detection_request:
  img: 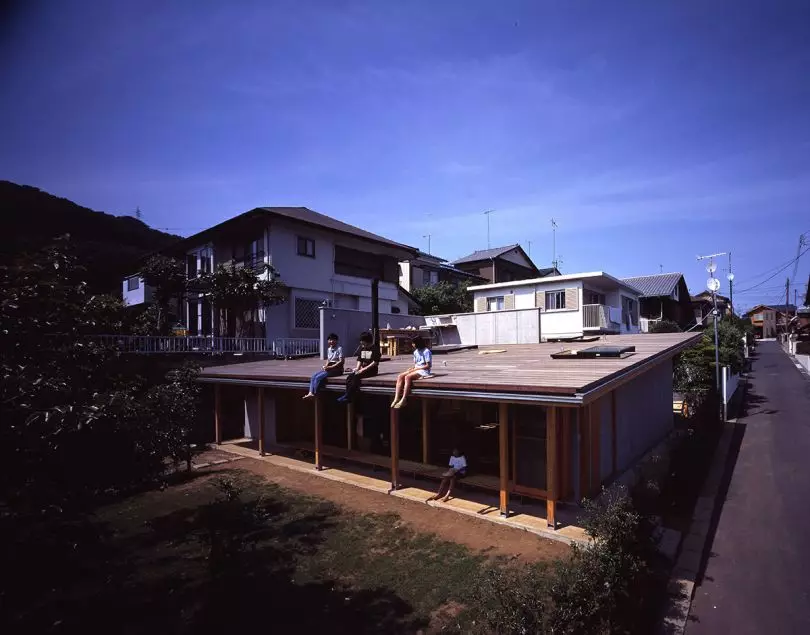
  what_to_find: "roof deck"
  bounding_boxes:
[199,333,700,405]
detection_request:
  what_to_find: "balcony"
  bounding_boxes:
[583,304,622,331]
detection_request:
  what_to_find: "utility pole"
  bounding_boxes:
[484,210,494,249]
[697,251,727,394]
[727,252,734,316]
[527,240,532,257]
[786,277,791,332]
[551,218,557,268]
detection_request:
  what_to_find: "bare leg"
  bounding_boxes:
[428,476,451,501]
[395,372,418,408]
[442,475,457,501]
[392,374,405,407]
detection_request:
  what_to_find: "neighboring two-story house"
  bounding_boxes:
[399,250,486,292]
[451,244,555,283]
[467,271,641,341]
[622,272,693,331]
[125,206,417,342]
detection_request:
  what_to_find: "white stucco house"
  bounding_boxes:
[458,272,641,343]
[121,274,152,307]
[122,207,418,343]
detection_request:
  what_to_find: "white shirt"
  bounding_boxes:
[449,455,467,471]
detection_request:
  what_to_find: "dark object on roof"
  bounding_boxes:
[551,345,636,359]
[536,266,561,277]
[622,273,684,298]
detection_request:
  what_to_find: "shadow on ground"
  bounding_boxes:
[3,471,428,635]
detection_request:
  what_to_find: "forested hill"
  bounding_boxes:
[0,181,180,293]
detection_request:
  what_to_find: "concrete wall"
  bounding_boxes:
[450,308,541,345]
[319,307,425,359]
[796,354,810,373]
[243,389,277,444]
[613,360,674,472]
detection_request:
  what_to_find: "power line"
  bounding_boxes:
[734,245,810,293]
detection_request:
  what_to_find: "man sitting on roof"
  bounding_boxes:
[337,331,379,403]
[391,336,433,409]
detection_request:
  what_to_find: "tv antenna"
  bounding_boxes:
[551,218,560,269]
[483,210,495,249]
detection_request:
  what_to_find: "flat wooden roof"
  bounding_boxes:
[199,333,701,404]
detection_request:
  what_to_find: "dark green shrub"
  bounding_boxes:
[648,319,682,333]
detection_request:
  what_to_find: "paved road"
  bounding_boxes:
[688,341,810,634]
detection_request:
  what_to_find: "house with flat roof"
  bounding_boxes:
[451,244,555,283]
[466,271,642,341]
[622,272,692,331]
[199,332,700,530]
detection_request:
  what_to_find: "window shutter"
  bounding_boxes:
[565,288,579,310]
[504,294,515,310]
[474,297,486,312]
[535,291,546,309]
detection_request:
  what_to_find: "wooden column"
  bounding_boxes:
[347,403,355,451]
[214,384,222,445]
[578,405,590,499]
[421,399,431,464]
[390,408,400,490]
[589,399,602,494]
[560,408,571,500]
[611,391,617,476]
[258,387,265,456]
[314,396,323,470]
[498,402,509,517]
[546,406,559,529]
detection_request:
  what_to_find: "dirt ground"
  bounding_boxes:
[193,449,569,562]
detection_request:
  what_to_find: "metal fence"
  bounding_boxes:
[92,335,320,357]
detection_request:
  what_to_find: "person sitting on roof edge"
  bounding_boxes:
[303,333,344,399]
[391,336,433,409]
[427,448,467,503]
[337,331,379,403]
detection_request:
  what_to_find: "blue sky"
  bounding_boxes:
[1,0,809,311]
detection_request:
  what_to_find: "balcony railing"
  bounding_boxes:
[583,304,608,329]
[90,335,319,357]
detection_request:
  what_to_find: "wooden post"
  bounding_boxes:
[590,399,602,494]
[314,395,323,470]
[547,406,559,529]
[498,402,509,517]
[258,387,265,456]
[390,408,400,490]
[560,408,571,500]
[347,403,355,451]
[578,406,590,499]
[611,391,617,476]
[421,399,430,464]
[214,384,222,445]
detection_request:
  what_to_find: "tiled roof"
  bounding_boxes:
[622,272,684,298]
[451,244,522,265]
[536,266,560,277]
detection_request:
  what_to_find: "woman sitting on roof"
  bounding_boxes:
[391,335,433,409]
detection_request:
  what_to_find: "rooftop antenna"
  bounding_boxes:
[483,210,495,249]
[659,264,663,273]
[423,234,431,255]
[135,206,143,220]
[527,240,532,257]
[551,218,559,269]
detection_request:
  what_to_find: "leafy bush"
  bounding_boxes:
[462,487,650,635]
[648,319,682,333]
[411,280,472,315]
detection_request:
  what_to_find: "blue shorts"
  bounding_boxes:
[416,369,433,378]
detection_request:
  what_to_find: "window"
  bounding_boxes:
[622,296,638,326]
[297,236,315,258]
[127,276,140,291]
[545,290,566,310]
[487,296,504,311]
[199,247,212,274]
[391,306,401,314]
[186,254,198,278]
[429,270,439,285]
[584,290,605,305]
[334,245,395,281]
[295,298,322,329]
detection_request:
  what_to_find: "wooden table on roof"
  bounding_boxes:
[380,328,431,357]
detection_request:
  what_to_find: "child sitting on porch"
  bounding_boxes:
[337,331,380,403]
[391,336,433,409]
[427,448,467,502]
[303,333,344,399]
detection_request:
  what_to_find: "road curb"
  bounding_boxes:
[657,380,747,634]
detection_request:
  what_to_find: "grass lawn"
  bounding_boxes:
[9,468,558,634]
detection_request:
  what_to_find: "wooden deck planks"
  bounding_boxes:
[199,333,700,396]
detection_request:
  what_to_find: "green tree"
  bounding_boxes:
[648,319,682,333]
[193,263,287,337]
[411,280,472,315]
[140,254,186,334]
